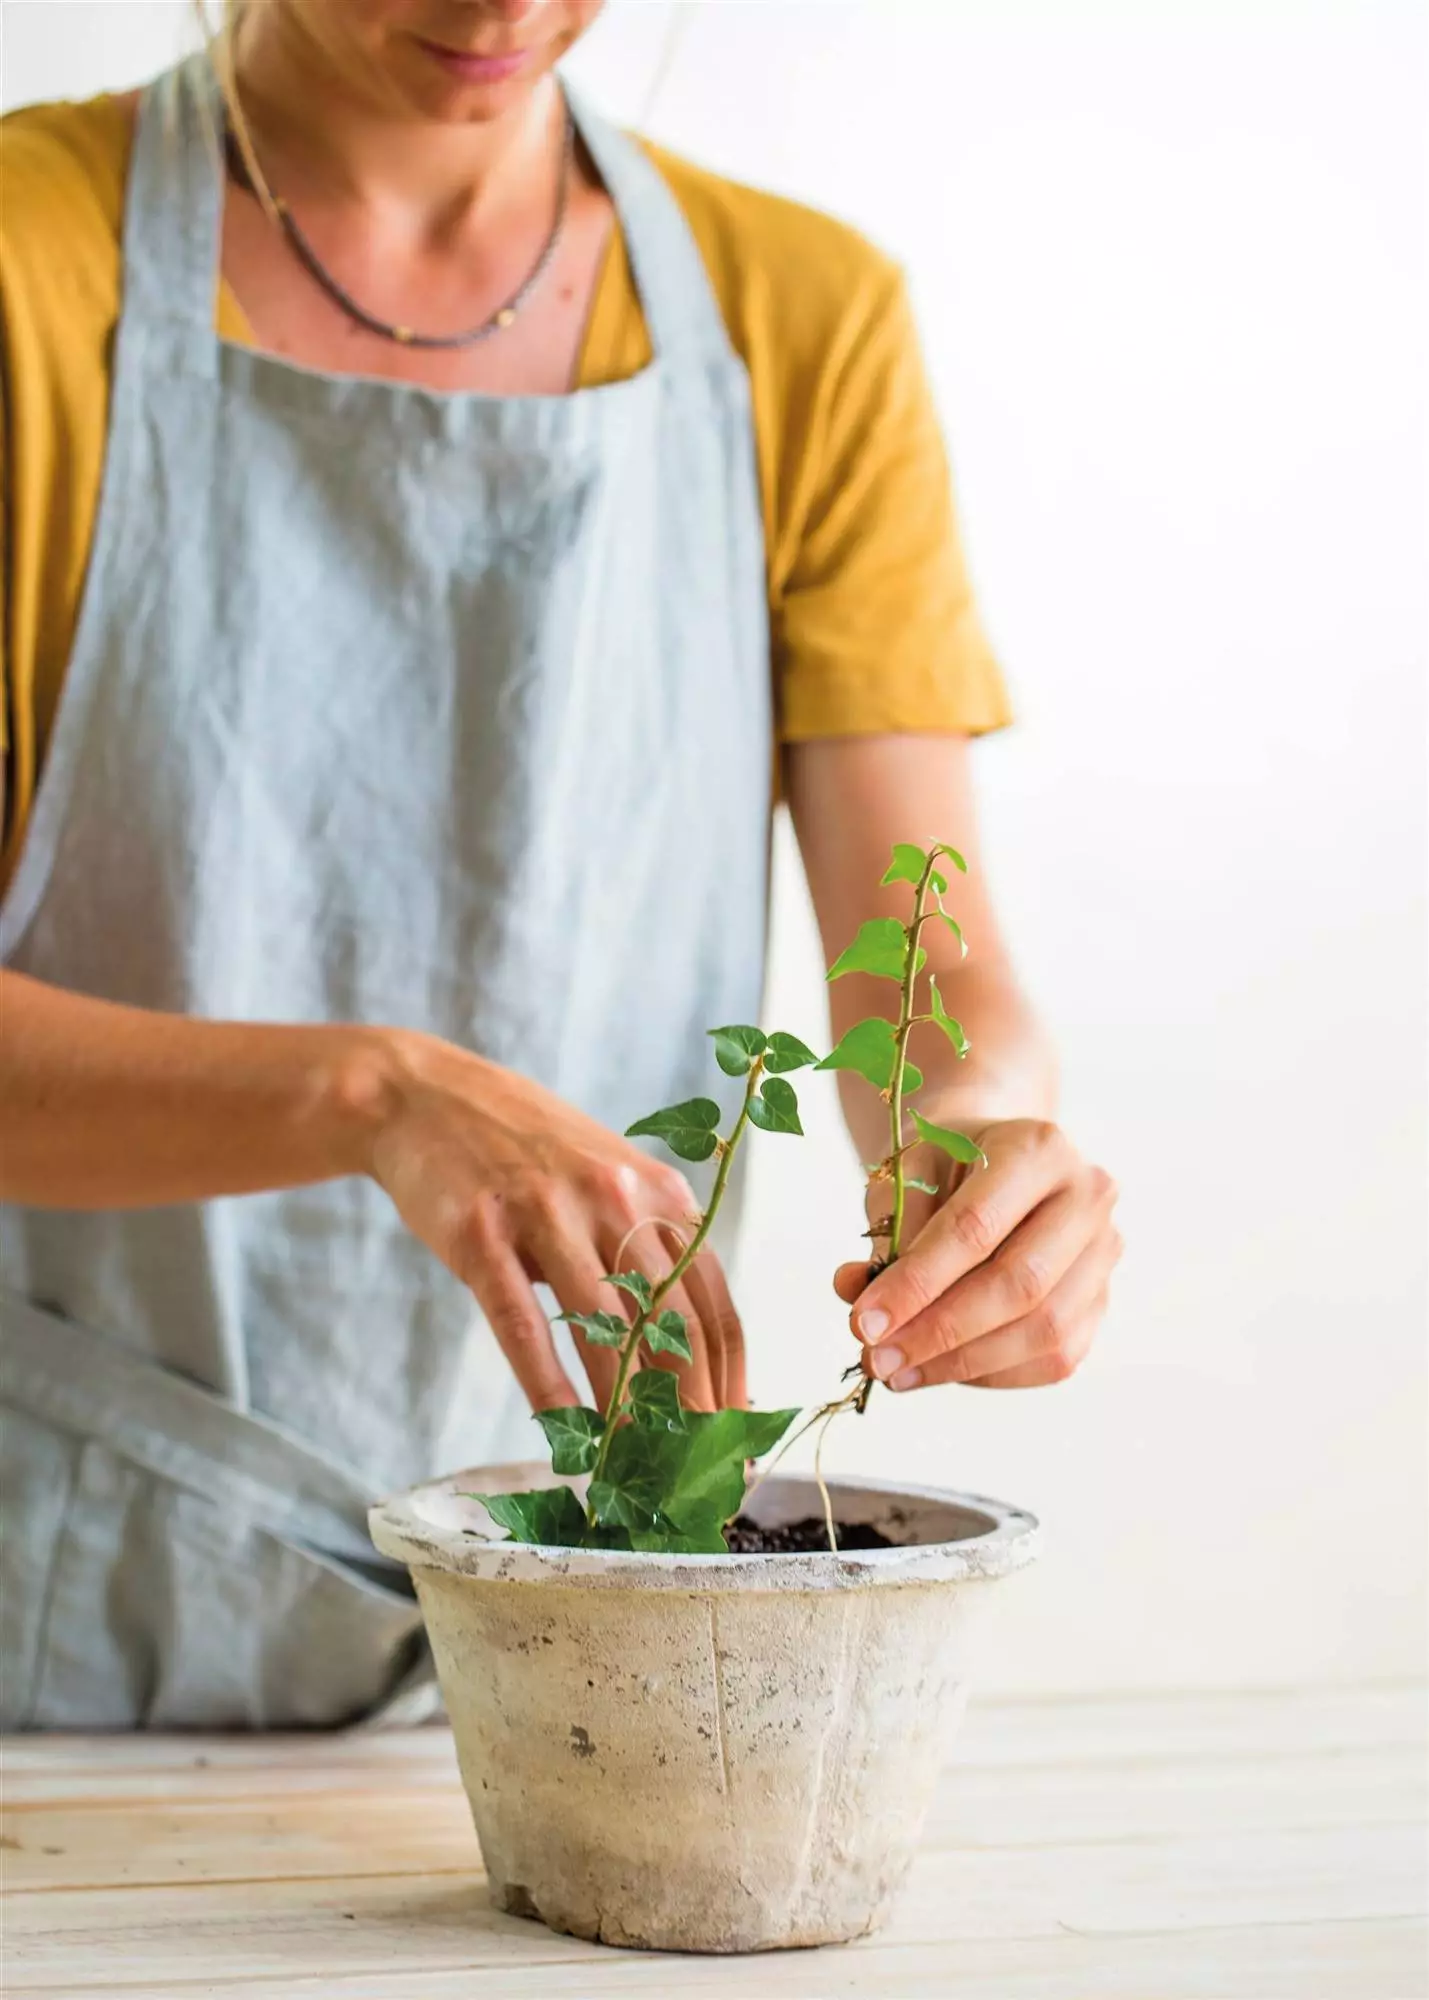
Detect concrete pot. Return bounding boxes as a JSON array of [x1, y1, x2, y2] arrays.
[[369, 1461, 1039, 1953]]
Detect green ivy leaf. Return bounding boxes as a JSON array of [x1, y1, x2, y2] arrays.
[[928, 976, 970, 1056], [605, 1271, 653, 1312], [826, 918, 923, 984], [644, 1309, 693, 1361], [599, 1406, 799, 1539], [481, 1486, 589, 1547], [903, 1175, 939, 1195], [532, 1406, 605, 1475], [882, 842, 927, 887], [628, 1521, 728, 1555], [555, 1309, 628, 1349], [746, 1075, 803, 1136], [587, 1476, 661, 1533], [882, 842, 948, 895], [936, 843, 969, 874], [586, 1522, 635, 1551], [911, 1110, 987, 1166], [658, 1407, 799, 1528], [625, 1098, 723, 1162], [707, 1024, 767, 1076], [763, 1030, 819, 1073], [584, 1506, 727, 1555], [816, 1018, 923, 1096], [626, 1369, 689, 1431], [932, 907, 968, 958]]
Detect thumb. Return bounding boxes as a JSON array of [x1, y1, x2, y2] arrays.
[[833, 1260, 875, 1305]]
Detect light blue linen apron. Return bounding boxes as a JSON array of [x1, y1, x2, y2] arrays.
[[0, 55, 769, 1729]]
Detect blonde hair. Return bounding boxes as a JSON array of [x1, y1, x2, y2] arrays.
[[193, 0, 280, 217]]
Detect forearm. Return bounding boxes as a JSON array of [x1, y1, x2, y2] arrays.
[[0, 970, 391, 1208], [0, 971, 750, 1414]]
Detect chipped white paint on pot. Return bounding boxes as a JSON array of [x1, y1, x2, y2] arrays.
[[369, 1463, 1040, 1953]]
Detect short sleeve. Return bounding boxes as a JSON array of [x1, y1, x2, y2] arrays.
[[1, 361, 11, 767], [773, 268, 1012, 743]]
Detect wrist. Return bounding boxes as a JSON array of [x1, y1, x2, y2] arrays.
[[911, 1089, 1006, 1139], [915, 1051, 1058, 1134], [314, 1023, 416, 1180]]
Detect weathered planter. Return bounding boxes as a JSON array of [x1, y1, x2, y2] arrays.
[[369, 1461, 1039, 1953]]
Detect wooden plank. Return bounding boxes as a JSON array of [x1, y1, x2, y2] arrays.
[[6, 1683, 1422, 1806], [924, 1745, 1425, 1846], [7, 1819, 1424, 1974], [0, 1741, 464, 1807], [7, 1784, 1421, 1918], [0, 1790, 479, 1893], [0, 1729, 461, 1793], [3, 1877, 579, 1987], [5, 1683, 1421, 1792], [4, 1920, 1425, 2000], [945, 1683, 1428, 1771], [894, 1822, 1428, 1936], [6, 1744, 1418, 1852]]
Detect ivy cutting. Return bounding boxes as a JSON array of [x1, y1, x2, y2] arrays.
[[481, 1027, 816, 1552]]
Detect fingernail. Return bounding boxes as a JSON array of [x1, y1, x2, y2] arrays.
[[872, 1344, 906, 1382], [889, 1365, 923, 1392], [858, 1308, 890, 1342]]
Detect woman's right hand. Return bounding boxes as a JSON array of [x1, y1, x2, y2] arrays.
[[359, 1029, 746, 1416], [0, 975, 738, 1416]]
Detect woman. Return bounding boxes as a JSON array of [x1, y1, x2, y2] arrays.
[[0, 0, 1121, 1728]]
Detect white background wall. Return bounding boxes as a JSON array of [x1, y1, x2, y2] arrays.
[[4, 0, 1424, 1695]]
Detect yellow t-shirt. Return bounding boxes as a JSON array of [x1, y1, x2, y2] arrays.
[[0, 94, 1010, 886]]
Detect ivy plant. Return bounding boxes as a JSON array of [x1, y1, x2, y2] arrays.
[[479, 840, 982, 1552], [817, 841, 984, 1408], [480, 1026, 815, 1552]]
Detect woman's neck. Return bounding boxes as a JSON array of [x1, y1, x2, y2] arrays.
[[232, 7, 562, 238]]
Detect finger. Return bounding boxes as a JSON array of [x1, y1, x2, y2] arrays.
[[853, 1124, 1073, 1347], [859, 1176, 939, 1283], [587, 1163, 716, 1412], [966, 1299, 1104, 1387], [600, 1224, 718, 1414], [654, 1268, 718, 1412], [863, 1179, 1108, 1381], [833, 1261, 874, 1305], [523, 1203, 624, 1413], [834, 1162, 944, 1306], [458, 1207, 581, 1412], [680, 1249, 746, 1409], [887, 1240, 1116, 1392], [625, 1179, 727, 1409], [967, 1228, 1120, 1387]]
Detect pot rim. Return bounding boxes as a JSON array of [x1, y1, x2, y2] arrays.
[[369, 1462, 1041, 1592]]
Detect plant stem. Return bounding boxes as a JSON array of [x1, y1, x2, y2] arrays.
[[886, 852, 942, 1262], [587, 1059, 763, 1508]]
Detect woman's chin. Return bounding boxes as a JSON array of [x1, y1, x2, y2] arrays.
[[395, 37, 554, 121]]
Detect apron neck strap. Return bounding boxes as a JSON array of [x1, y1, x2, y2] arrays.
[[125, 57, 732, 371], [124, 55, 227, 347], [563, 83, 733, 367]]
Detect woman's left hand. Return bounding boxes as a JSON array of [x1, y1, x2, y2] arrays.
[[834, 1119, 1122, 1389]]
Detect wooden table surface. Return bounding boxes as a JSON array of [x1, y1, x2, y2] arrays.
[[3, 1685, 1425, 1999]]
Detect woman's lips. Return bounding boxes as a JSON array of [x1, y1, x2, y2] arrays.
[[415, 40, 533, 85]]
